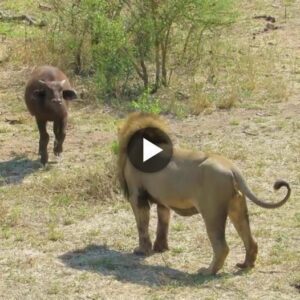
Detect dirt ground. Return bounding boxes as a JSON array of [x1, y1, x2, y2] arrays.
[[0, 1, 299, 299]]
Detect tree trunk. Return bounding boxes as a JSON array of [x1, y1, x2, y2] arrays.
[[153, 39, 161, 93], [74, 52, 82, 75], [132, 57, 148, 90], [150, 0, 160, 92], [161, 25, 171, 87], [182, 24, 195, 60], [161, 42, 167, 87], [140, 57, 149, 89]]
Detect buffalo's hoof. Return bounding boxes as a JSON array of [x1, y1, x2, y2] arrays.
[[40, 155, 48, 166]]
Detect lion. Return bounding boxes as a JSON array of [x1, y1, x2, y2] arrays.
[[117, 112, 291, 275]]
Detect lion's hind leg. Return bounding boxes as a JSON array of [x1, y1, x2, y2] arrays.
[[153, 204, 170, 253], [199, 208, 229, 275], [229, 193, 258, 269]]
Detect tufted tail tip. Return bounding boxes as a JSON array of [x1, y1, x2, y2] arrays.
[[273, 180, 290, 191]]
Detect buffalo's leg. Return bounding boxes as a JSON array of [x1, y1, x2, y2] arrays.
[[229, 194, 258, 269], [130, 192, 152, 256], [199, 209, 229, 275], [53, 118, 67, 157], [36, 119, 49, 165], [153, 204, 170, 252]]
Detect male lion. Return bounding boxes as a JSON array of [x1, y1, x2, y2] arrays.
[[117, 112, 291, 275]]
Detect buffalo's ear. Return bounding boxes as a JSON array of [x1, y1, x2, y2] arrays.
[[33, 89, 46, 100], [63, 89, 77, 101]]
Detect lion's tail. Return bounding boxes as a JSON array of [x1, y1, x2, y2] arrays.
[[232, 167, 291, 209], [117, 112, 169, 199]]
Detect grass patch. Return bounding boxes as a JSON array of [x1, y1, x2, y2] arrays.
[[52, 194, 72, 207], [172, 222, 185, 232], [171, 247, 184, 255], [1, 0, 38, 13], [47, 223, 64, 242]]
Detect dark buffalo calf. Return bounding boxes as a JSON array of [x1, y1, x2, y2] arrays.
[[25, 66, 77, 165]]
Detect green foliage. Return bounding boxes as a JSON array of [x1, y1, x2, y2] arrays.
[[110, 140, 119, 155], [126, 0, 236, 90], [129, 89, 162, 114], [45, 0, 236, 97], [52, 195, 72, 207]]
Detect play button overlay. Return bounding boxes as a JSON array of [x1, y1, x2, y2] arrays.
[[127, 127, 173, 173], [143, 138, 163, 162]]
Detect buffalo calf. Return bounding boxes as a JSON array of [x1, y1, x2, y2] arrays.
[[25, 66, 77, 165]]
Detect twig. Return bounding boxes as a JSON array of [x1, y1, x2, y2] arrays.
[[242, 130, 258, 136], [258, 270, 287, 274]]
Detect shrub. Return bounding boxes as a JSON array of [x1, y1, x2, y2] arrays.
[[129, 89, 162, 114], [45, 0, 235, 96]]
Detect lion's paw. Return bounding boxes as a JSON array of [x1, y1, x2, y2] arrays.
[[236, 262, 254, 269], [153, 241, 169, 253], [133, 247, 152, 256], [198, 267, 216, 276]]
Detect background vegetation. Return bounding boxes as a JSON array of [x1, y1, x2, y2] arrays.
[[1, 0, 293, 115], [24, 0, 236, 93]]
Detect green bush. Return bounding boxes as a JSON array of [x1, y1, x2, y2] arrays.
[[129, 89, 162, 114], [46, 0, 235, 97]]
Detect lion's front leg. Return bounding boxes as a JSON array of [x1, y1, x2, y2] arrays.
[[153, 204, 170, 252], [130, 196, 152, 256]]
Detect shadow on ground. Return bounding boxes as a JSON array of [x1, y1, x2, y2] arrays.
[[0, 155, 41, 186], [59, 244, 245, 287]]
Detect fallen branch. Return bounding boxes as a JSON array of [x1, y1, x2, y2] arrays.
[[5, 118, 23, 125], [253, 15, 276, 23], [0, 10, 46, 27]]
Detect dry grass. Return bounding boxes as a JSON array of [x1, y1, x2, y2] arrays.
[[189, 91, 212, 115], [0, 0, 300, 299]]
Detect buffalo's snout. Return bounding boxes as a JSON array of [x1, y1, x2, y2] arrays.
[[51, 97, 63, 104]]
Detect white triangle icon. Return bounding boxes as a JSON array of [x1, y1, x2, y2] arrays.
[[143, 138, 163, 162]]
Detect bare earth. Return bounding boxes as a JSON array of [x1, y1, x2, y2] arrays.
[[0, 1, 299, 299]]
